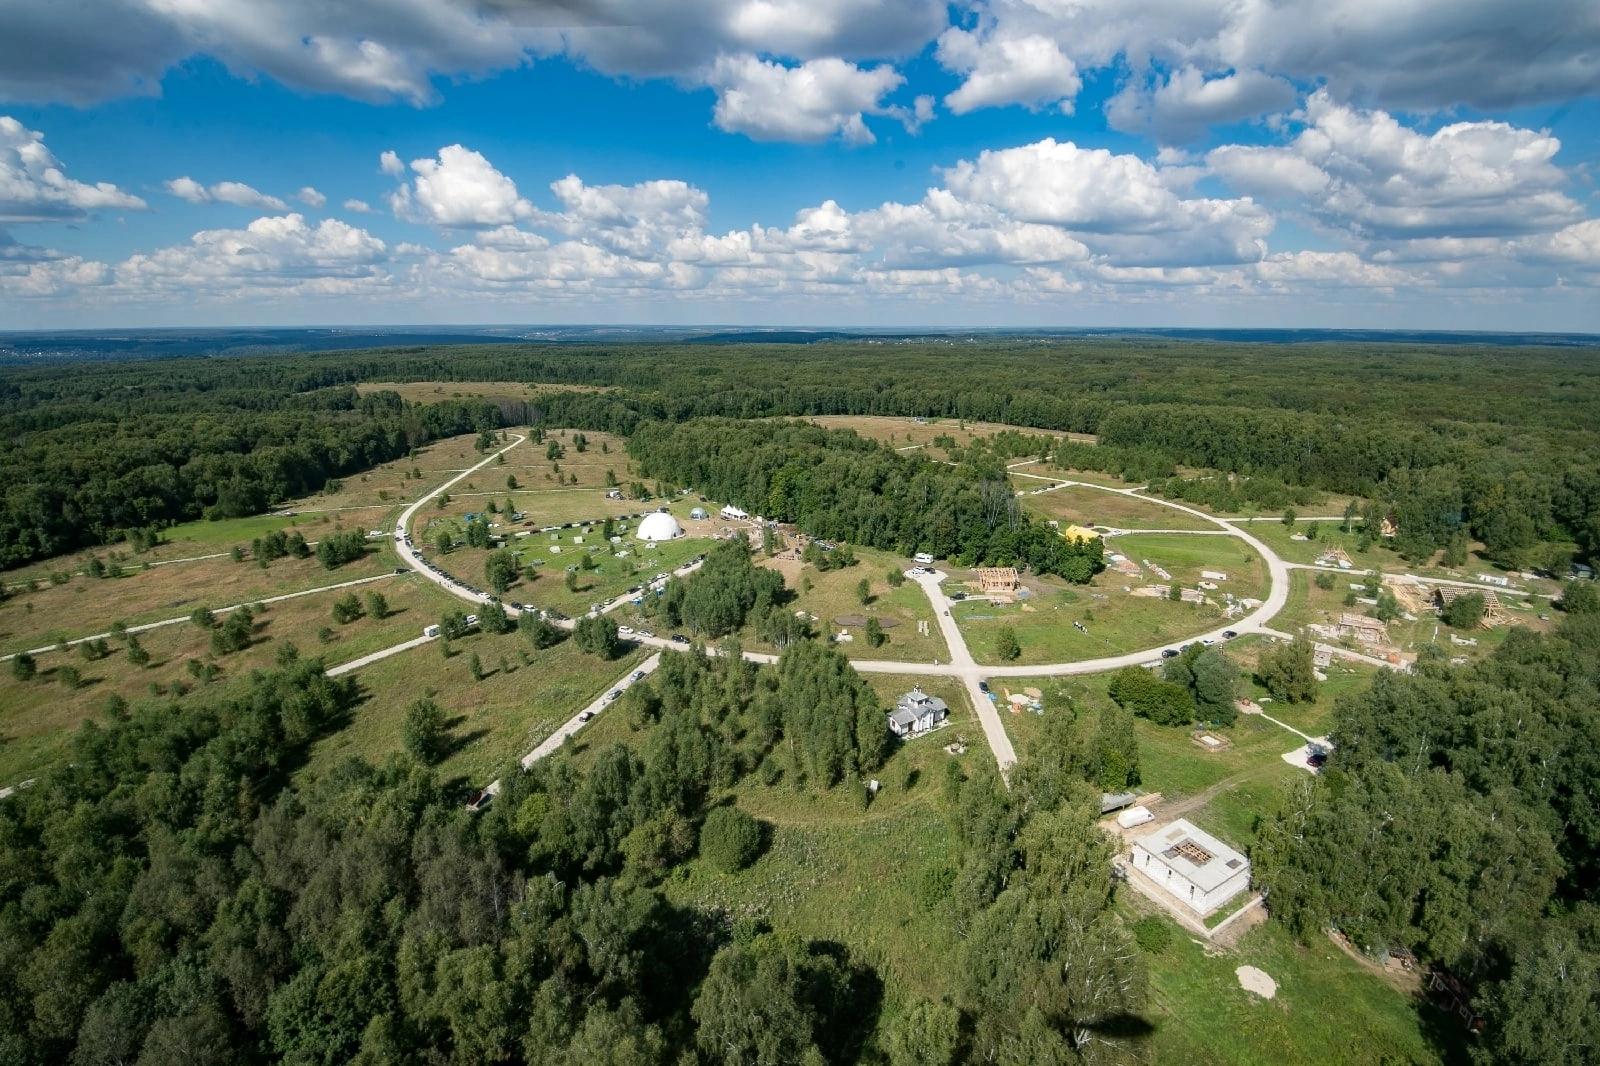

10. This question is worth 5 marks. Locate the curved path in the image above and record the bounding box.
[377,441,1303,777]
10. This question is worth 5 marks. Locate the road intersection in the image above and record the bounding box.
[384,438,1301,779]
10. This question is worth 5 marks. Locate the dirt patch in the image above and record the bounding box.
[1236,965,1278,999]
[758,555,803,586]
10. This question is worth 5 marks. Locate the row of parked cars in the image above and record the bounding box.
[1159,631,1238,658]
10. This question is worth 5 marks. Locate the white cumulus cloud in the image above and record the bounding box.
[705,55,909,144]
[936,28,1081,114]
[1,115,144,222]
[164,176,288,210]
[1107,67,1296,144]
[1208,91,1582,239]
[388,144,533,227]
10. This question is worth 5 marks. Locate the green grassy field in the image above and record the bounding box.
[1134,912,1456,1065]
[1006,463,1135,489]
[1110,532,1270,601]
[955,585,1232,666]
[1021,484,1218,531]
[802,413,1086,454]
[303,632,647,788]
[0,573,463,788]
[655,671,976,1005]
[0,547,400,656]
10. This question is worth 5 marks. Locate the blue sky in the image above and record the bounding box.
[2,0,1598,330]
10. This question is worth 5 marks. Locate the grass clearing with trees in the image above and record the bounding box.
[751,545,951,662]
[0,572,461,787]
[0,545,398,656]
[302,631,648,787]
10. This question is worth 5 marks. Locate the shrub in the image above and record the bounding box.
[1107,666,1195,726]
[699,806,762,873]
[1131,916,1172,954]
[574,614,621,659]
[994,625,1021,662]
[403,698,449,764]
[1442,591,1487,629]
[331,593,363,624]
[11,653,36,681]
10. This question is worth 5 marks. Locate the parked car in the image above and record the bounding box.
[1222,630,1238,639]
[631,670,647,682]
[618,626,635,637]
[978,680,989,692]
[1161,648,1179,658]
[577,710,594,722]
[670,634,689,644]
[464,614,479,628]
[607,689,622,702]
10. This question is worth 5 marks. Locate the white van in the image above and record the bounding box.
[423,624,441,638]
[914,552,934,565]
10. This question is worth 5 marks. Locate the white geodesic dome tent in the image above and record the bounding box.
[636,512,684,542]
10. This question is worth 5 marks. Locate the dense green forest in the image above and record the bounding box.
[628,419,1104,578]
[0,637,1143,1064]
[4,337,1597,571]
[0,380,497,566]
[1254,606,1600,1064]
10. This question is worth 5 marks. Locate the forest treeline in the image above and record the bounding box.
[0,384,498,566]
[1254,609,1600,1064]
[0,623,1147,1064]
[627,419,1104,579]
[4,338,1598,570]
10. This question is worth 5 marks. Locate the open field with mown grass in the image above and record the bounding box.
[1111,531,1270,600]
[802,414,1091,454]
[0,546,400,656]
[356,380,617,404]
[0,572,462,788]
[1020,484,1218,531]
[1244,520,1563,600]
[1006,463,1137,490]
[955,583,1233,666]
[419,524,717,618]
[303,632,647,788]
[0,431,506,588]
